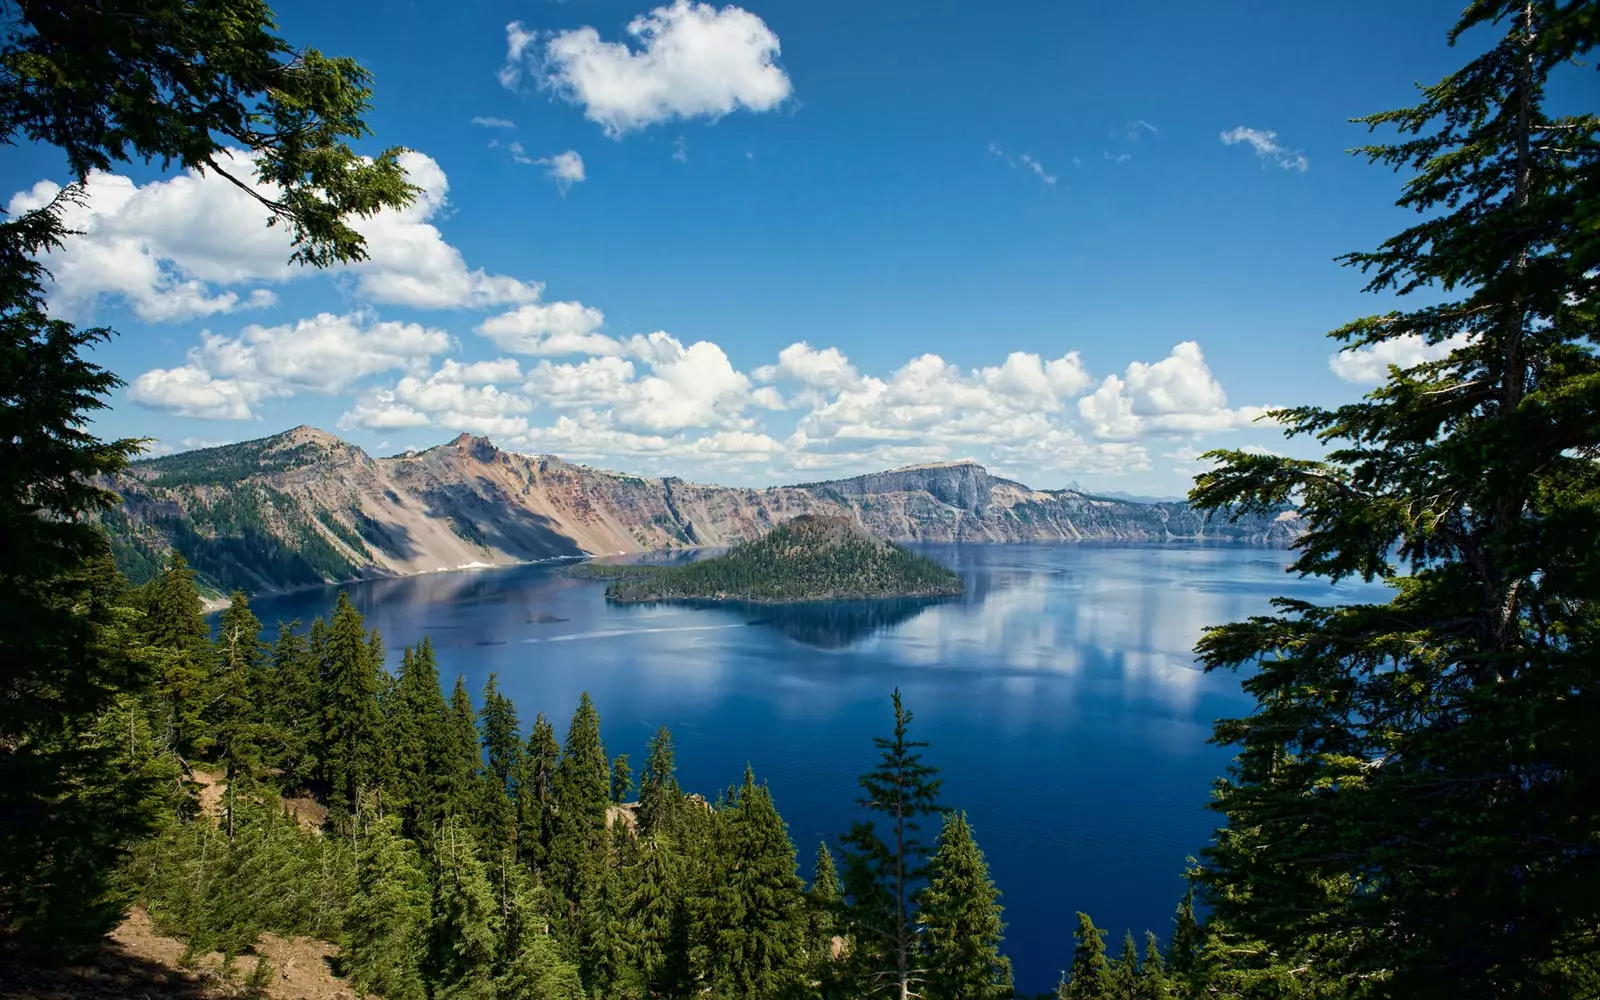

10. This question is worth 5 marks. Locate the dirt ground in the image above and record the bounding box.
[0,909,363,1000]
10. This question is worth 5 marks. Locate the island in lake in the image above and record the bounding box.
[571,514,966,604]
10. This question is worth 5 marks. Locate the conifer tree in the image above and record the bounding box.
[345,813,429,1000]
[320,593,381,823]
[628,832,688,996]
[1111,930,1139,1000]
[261,621,321,791]
[550,692,610,921]
[444,675,481,824]
[1166,885,1201,981]
[430,817,500,1000]
[838,689,943,1000]
[1060,912,1112,1000]
[391,638,450,837]
[690,766,808,1000]
[808,841,842,964]
[1134,932,1171,1000]
[638,724,683,836]
[1187,4,1599,997]
[518,713,561,871]
[497,932,586,1000]
[580,844,641,999]
[918,811,1012,1000]
[477,674,521,857]
[139,552,216,756]
[611,752,633,804]
[213,592,265,837]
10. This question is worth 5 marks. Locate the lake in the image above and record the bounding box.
[248,542,1387,994]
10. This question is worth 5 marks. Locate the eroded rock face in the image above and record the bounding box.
[104,429,1302,595]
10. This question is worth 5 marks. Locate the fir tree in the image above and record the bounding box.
[611,752,633,804]
[444,675,481,824]
[690,766,808,1000]
[918,811,1011,1000]
[320,593,381,823]
[139,552,216,756]
[213,592,266,837]
[1060,912,1112,1000]
[628,833,688,996]
[430,817,500,1000]
[518,713,561,872]
[477,674,521,858]
[1187,4,1599,997]
[261,621,321,791]
[1111,930,1139,1000]
[808,841,842,965]
[1167,885,1202,981]
[392,638,450,837]
[838,689,943,1000]
[345,814,429,1000]
[550,692,611,923]
[1134,932,1170,1000]
[497,932,586,1000]
[638,723,683,836]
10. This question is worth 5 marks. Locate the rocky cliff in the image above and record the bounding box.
[102,427,1301,596]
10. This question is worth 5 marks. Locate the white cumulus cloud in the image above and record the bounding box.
[1220,126,1309,172]
[1328,333,1471,385]
[537,150,587,193]
[506,1,792,137]
[1078,341,1273,440]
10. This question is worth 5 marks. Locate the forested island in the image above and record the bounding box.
[571,515,967,604]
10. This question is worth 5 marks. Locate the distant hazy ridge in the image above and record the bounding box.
[101,426,1302,596]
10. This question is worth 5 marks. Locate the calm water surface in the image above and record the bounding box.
[249,543,1386,993]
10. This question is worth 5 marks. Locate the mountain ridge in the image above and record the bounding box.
[103,427,1302,598]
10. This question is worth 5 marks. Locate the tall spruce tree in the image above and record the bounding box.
[550,692,611,923]
[918,811,1012,1000]
[477,674,522,858]
[1134,932,1171,1000]
[611,752,633,805]
[1060,912,1112,1000]
[138,552,216,756]
[1111,930,1139,1000]
[518,713,561,871]
[393,639,450,838]
[808,841,842,964]
[638,723,683,836]
[627,832,688,996]
[444,676,481,824]
[1166,885,1202,983]
[429,817,499,1000]
[838,689,944,1000]
[320,593,382,824]
[213,592,266,837]
[1187,5,1599,997]
[345,813,429,1000]
[261,621,321,791]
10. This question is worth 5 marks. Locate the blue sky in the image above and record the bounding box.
[4,0,1517,490]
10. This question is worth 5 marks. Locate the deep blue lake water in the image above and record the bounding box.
[247,543,1386,994]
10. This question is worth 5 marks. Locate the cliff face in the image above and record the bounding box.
[103,428,1302,596]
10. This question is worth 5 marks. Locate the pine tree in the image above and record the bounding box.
[611,752,633,804]
[550,692,610,925]
[1111,930,1139,1000]
[638,723,683,836]
[345,814,429,1000]
[444,675,481,824]
[1134,932,1171,1000]
[518,713,561,872]
[429,817,499,1000]
[213,592,265,837]
[1187,5,1599,997]
[261,621,321,791]
[139,552,216,756]
[391,638,450,838]
[808,841,842,968]
[1060,912,1112,1000]
[838,689,943,1000]
[690,766,808,1000]
[320,593,382,824]
[497,931,586,1000]
[918,811,1011,1000]
[477,674,521,858]
[1167,885,1201,982]
[627,833,688,996]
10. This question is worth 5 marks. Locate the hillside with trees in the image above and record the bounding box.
[575,515,966,603]
[0,1,1594,999]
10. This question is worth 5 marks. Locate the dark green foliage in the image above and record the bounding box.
[588,515,965,603]
[628,834,689,995]
[611,752,633,804]
[213,592,266,834]
[477,674,521,858]
[428,818,499,999]
[259,621,322,791]
[638,724,683,837]
[1111,931,1138,1000]
[838,689,944,999]
[518,714,561,871]
[445,676,481,824]
[319,593,382,822]
[498,932,586,1000]
[1167,886,1201,981]
[1185,6,1600,998]
[136,552,216,756]
[551,692,610,909]
[346,814,428,1000]
[1135,933,1170,1000]
[1060,913,1112,1000]
[688,766,808,1000]
[393,639,450,838]
[808,841,841,967]
[919,811,1012,1000]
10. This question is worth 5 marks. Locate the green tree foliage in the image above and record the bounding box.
[838,689,944,1000]
[518,713,561,871]
[259,620,322,790]
[1111,931,1139,1000]
[137,552,217,756]
[1135,933,1170,1000]
[497,932,586,1000]
[319,593,381,822]
[628,833,689,996]
[478,673,522,858]
[1186,5,1599,997]
[1059,912,1112,1000]
[689,766,808,1000]
[346,813,429,1000]
[551,692,610,923]
[592,514,965,603]
[1166,885,1202,983]
[611,752,633,804]
[638,723,684,837]
[919,811,1012,1000]
[392,639,450,838]
[213,592,266,835]
[445,676,481,824]
[429,817,500,1000]
[808,841,842,979]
